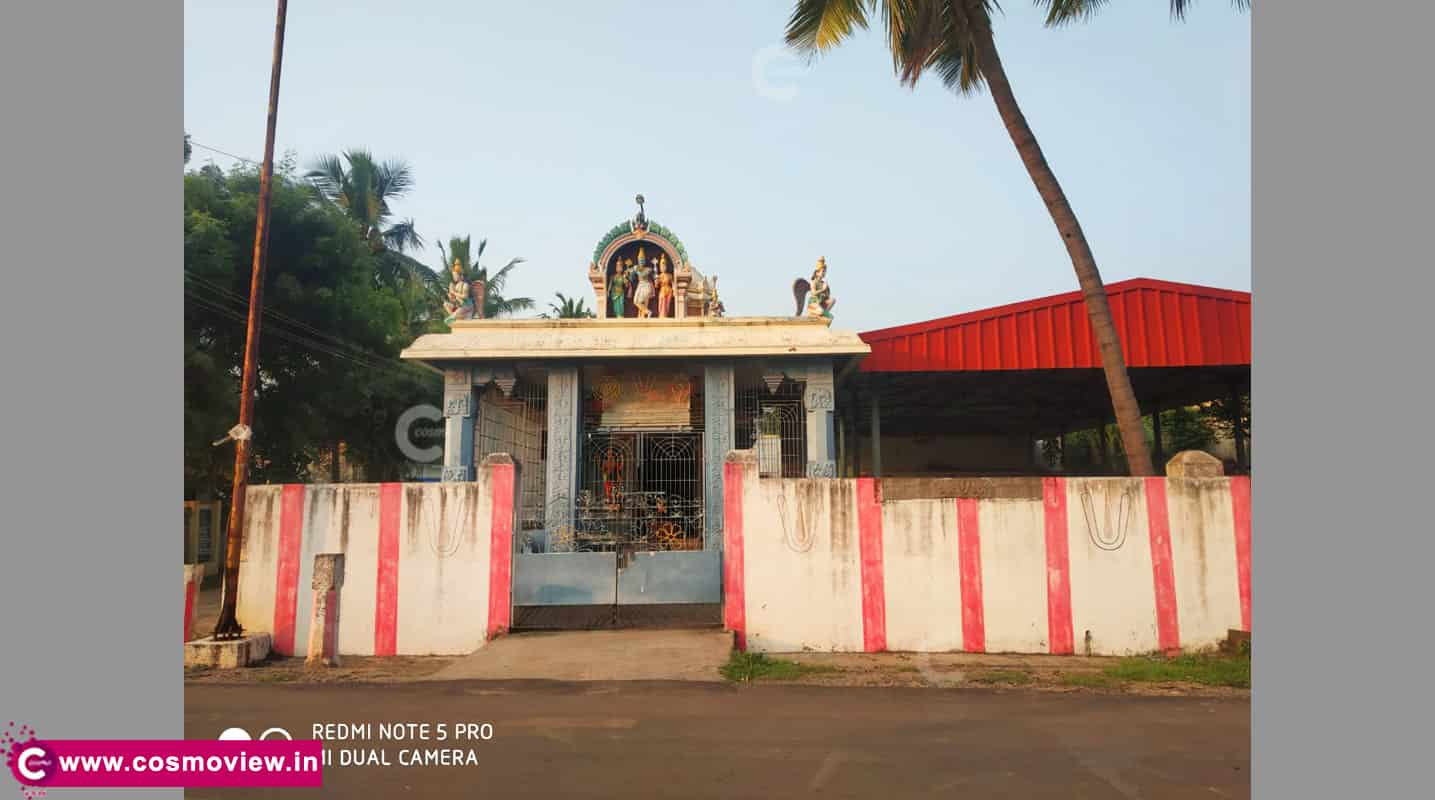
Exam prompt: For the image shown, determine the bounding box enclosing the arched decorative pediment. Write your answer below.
[586,196,713,319]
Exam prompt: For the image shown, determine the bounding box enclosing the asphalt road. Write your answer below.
[185,681,1249,799]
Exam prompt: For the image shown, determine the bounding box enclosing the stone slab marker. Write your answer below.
[306,553,345,667]
[184,564,205,642]
[1165,450,1225,478]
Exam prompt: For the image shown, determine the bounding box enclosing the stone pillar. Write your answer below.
[545,365,581,530]
[442,367,475,481]
[703,362,735,548]
[1165,450,1224,478]
[803,360,836,477]
[306,553,344,667]
[184,564,205,642]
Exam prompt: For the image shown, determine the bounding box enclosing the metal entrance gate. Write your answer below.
[512,430,721,629]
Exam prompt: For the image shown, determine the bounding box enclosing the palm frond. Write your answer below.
[1035,0,1107,27]
[304,155,348,200]
[383,219,424,253]
[375,159,416,200]
[786,0,874,55]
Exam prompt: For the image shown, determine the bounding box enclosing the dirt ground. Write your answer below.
[187,587,1246,697]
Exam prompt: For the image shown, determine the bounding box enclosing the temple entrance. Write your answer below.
[511,367,721,630]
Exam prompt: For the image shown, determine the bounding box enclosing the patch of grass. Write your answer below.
[720,651,840,682]
[255,671,298,684]
[967,670,1033,686]
[1104,652,1250,688]
[1061,672,1119,689]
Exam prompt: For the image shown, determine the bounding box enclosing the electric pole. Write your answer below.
[213,0,290,639]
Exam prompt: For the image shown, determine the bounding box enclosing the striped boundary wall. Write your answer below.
[723,451,1252,656]
[234,455,517,657]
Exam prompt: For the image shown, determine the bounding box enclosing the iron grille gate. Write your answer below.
[512,429,721,630]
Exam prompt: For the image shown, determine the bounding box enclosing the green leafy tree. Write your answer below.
[185,161,440,499]
[783,0,1248,475]
[542,292,595,319]
[436,235,534,319]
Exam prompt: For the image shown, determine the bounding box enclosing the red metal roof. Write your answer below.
[859,278,1250,372]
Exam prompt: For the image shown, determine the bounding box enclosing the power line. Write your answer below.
[184,281,437,380]
[188,140,260,165]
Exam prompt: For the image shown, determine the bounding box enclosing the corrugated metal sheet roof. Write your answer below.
[858,278,1250,372]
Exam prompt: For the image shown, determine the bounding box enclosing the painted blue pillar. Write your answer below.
[803,359,837,477]
[544,364,581,529]
[442,367,474,481]
[703,362,734,549]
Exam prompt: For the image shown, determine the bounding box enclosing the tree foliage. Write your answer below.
[542,292,595,319]
[184,162,439,500]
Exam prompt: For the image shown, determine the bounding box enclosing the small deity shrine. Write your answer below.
[401,196,869,628]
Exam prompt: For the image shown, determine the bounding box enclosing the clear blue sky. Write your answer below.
[184,1,1249,332]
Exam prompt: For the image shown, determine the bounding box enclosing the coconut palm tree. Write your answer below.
[543,292,596,319]
[305,149,424,254]
[784,0,1246,475]
[436,235,535,319]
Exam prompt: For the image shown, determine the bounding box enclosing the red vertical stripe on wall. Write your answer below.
[956,498,985,653]
[271,484,306,656]
[1042,478,1074,654]
[1231,476,1253,631]
[1144,478,1182,653]
[184,580,197,642]
[722,461,747,650]
[856,478,888,653]
[487,464,515,639]
[374,482,402,656]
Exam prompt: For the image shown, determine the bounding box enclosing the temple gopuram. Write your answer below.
[401,197,869,627]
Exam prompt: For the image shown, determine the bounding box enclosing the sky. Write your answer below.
[184,1,1250,332]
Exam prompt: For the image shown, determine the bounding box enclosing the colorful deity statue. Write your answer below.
[600,447,625,509]
[793,256,835,320]
[608,265,626,317]
[443,257,478,323]
[706,275,725,318]
[633,247,655,318]
[656,254,674,318]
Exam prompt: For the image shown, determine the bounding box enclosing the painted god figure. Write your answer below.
[633,247,655,318]
[656,255,674,318]
[609,269,626,317]
[793,256,835,320]
[443,258,476,323]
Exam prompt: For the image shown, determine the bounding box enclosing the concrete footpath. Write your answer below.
[431,628,732,682]
[185,680,1250,799]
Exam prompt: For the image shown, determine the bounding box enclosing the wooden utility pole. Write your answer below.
[213,0,290,639]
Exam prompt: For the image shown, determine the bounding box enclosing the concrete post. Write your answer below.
[306,553,344,666]
[184,564,205,642]
[545,365,581,530]
[803,360,836,478]
[704,362,735,548]
[442,367,475,481]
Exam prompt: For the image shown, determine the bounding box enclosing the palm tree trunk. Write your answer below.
[974,27,1155,477]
